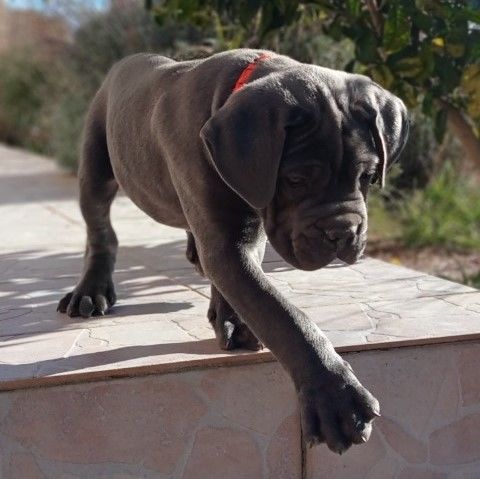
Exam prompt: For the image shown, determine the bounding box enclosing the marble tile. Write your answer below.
[396,467,447,479]
[378,417,428,464]
[429,414,480,465]
[1,452,47,479]
[0,361,300,479]
[266,414,301,479]
[182,426,263,479]
[306,428,387,479]
[1,333,480,477]
[306,342,480,478]
[2,377,208,475]
[456,347,480,407]
[199,364,296,436]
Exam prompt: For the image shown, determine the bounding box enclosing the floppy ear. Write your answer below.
[200,87,293,209]
[355,86,410,188]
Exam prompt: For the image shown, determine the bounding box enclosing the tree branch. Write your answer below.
[363,0,383,37]
[442,101,480,172]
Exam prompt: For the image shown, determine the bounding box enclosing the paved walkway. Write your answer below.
[1,144,480,390]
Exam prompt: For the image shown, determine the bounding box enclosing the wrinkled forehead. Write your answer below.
[342,118,378,164]
[280,110,377,174]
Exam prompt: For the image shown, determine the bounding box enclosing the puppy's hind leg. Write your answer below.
[57,93,119,318]
[185,232,263,351]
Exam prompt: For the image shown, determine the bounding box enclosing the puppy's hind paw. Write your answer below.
[208,308,263,351]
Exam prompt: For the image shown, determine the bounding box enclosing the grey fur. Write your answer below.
[57,49,408,454]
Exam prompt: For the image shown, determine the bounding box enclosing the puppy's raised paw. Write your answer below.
[298,360,379,454]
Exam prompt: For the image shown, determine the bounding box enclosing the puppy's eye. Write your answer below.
[286,175,307,188]
[360,172,377,185]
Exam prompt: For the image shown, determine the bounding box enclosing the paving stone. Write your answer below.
[429,413,480,465]
[306,342,480,478]
[266,414,301,479]
[456,347,480,407]
[182,426,263,479]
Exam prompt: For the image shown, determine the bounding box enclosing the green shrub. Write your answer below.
[0,49,54,152]
[467,272,480,289]
[48,91,89,171]
[48,4,207,170]
[399,164,480,251]
[367,183,403,242]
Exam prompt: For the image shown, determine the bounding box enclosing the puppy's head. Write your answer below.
[200,66,409,270]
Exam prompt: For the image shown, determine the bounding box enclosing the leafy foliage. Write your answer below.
[147,0,480,142]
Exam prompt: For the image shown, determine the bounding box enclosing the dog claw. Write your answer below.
[79,296,94,318]
[208,291,262,351]
[221,338,235,351]
[298,357,380,454]
[57,280,116,319]
[57,292,73,314]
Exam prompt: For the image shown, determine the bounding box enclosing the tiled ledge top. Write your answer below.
[1,144,480,391]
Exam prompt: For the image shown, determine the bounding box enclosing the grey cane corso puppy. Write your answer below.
[57,49,409,454]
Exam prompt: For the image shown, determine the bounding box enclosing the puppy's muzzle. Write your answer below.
[324,223,358,249]
[319,213,365,263]
[320,212,363,251]
[293,212,366,269]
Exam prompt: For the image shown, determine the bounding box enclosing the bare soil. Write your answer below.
[367,241,480,287]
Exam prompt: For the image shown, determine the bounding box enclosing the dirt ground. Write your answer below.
[367,241,480,287]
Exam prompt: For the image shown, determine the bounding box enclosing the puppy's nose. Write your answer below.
[325,226,356,247]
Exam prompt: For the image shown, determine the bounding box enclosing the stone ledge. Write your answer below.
[1,143,480,392]
[2,341,479,478]
[2,145,480,478]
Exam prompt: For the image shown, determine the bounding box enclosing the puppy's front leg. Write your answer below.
[197,235,379,454]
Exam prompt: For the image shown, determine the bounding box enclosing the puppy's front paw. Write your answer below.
[299,360,380,454]
[57,278,116,318]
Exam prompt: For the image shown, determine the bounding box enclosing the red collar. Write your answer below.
[232,53,272,92]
